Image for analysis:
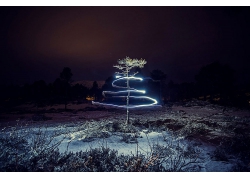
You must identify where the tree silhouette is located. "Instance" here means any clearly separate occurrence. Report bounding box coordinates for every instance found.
[102,76,115,91]
[59,67,73,110]
[151,69,167,82]
[167,80,180,102]
[150,69,167,104]
[90,81,99,101]
[71,83,89,103]
[32,80,47,108]
[60,67,73,83]
[195,61,234,103]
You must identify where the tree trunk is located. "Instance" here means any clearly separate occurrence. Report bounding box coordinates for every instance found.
[126,73,130,125]
[64,84,68,110]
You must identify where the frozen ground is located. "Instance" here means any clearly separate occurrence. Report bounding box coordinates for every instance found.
[1,100,250,171]
[49,124,235,172]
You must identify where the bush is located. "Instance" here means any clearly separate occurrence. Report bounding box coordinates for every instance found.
[0,122,201,172]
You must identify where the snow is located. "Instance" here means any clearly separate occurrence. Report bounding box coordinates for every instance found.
[1,100,250,171]
[19,124,233,172]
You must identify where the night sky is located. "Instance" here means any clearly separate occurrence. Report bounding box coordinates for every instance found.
[1,6,250,85]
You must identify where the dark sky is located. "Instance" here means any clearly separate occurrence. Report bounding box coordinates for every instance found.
[1,6,250,85]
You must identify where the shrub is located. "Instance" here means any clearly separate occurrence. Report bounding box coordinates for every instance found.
[0,122,201,172]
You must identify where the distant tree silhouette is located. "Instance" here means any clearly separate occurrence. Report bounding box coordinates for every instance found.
[151,69,167,81]
[167,80,180,102]
[195,61,234,103]
[32,80,47,108]
[71,83,89,103]
[60,67,73,83]
[90,81,100,101]
[150,69,167,104]
[178,82,197,101]
[59,67,73,110]
[52,78,63,103]
[102,76,115,91]
[0,84,22,110]
[18,83,30,101]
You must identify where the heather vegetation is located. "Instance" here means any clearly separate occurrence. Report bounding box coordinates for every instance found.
[0,117,201,172]
[0,100,250,172]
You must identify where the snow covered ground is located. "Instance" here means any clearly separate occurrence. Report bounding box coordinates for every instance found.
[1,100,250,171]
[50,126,235,172]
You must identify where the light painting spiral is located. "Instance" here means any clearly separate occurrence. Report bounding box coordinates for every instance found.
[92,76,162,108]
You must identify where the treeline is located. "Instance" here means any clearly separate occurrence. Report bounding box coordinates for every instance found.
[0,67,102,111]
[159,62,250,108]
[1,62,250,111]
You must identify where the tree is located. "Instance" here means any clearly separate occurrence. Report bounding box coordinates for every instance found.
[60,67,73,83]
[59,67,73,110]
[195,61,234,103]
[93,57,148,125]
[32,80,47,108]
[71,83,89,102]
[93,57,161,124]
[150,69,167,82]
[90,81,99,100]
[102,76,115,91]
[113,57,147,124]
[150,69,167,104]
[133,67,144,77]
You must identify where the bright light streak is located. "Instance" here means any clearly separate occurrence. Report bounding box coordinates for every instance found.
[112,76,143,89]
[102,89,146,97]
[92,76,162,108]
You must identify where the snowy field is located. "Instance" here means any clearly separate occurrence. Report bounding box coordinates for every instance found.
[1,100,250,172]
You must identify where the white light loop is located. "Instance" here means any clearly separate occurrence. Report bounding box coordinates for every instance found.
[92,76,162,109]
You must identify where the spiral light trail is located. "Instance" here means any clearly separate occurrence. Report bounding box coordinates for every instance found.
[92,76,162,108]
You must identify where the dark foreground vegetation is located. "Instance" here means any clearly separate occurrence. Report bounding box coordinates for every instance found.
[0,100,250,172]
[0,118,201,172]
